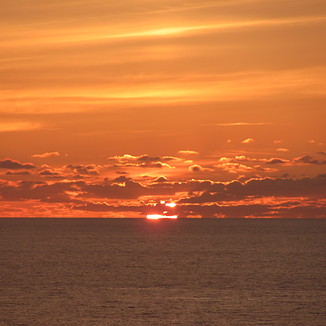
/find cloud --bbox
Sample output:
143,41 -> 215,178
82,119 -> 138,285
177,202 -> 326,218
112,175 -> 131,183
107,154 -> 177,169
154,176 -> 168,182
0,180 -> 84,203
0,158 -> 36,170
81,180 -> 153,199
179,175 -> 326,204
293,155 -> 326,165
178,150 -> 199,155
189,165 -> 204,172
5,171 -> 32,176
276,148 -> 289,152
65,164 -> 100,175
1,174 -> 325,218
28,15 -> 326,45
72,198 -> 326,218
266,158 -> 290,164
215,162 -> 253,174
72,201 -> 144,213
32,152 -> 60,158
215,122 -> 272,126
226,175 -> 326,197
38,169 -> 62,178
241,138 -> 255,144
0,121 -> 41,133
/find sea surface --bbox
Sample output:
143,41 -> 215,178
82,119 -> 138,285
0,218 -> 325,326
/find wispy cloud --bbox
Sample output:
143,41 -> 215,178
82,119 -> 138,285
0,122 -> 41,132
32,152 -> 60,158
108,16 -> 326,41
3,15 -> 326,47
214,122 -> 273,126
178,150 -> 199,155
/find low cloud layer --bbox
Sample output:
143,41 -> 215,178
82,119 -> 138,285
1,167 -> 325,217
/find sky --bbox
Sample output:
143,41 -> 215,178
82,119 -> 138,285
1,0 -> 326,217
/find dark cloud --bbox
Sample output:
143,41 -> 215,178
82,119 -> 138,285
141,162 -> 172,168
189,164 -> 203,172
112,175 -> 131,182
39,169 -> 61,177
225,175 -> 326,198
72,199 -> 326,218
2,175 -> 325,206
266,158 -> 290,164
177,203 -> 326,218
0,158 -> 36,170
65,164 -> 99,175
72,202 -> 144,213
179,191 -> 237,203
137,155 -> 177,163
179,175 -> 326,204
0,180 -> 84,203
153,176 -> 168,183
81,180 -> 165,199
178,203 -> 272,218
1,172 -> 325,218
293,155 -> 326,165
5,171 -> 32,175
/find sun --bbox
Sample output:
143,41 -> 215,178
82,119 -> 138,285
146,214 -> 178,220
146,201 -> 178,219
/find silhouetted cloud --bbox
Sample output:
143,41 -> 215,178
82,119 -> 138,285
189,164 -> 204,172
0,158 -> 36,170
154,176 -> 168,183
72,202 -> 144,213
0,180 -> 84,203
113,175 -> 131,182
293,155 -> 326,165
177,202 -> 326,218
179,175 -> 326,204
5,171 -> 32,176
1,173 -> 325,217
39,169 -> 62,177
266,158 -> 290,164
65,164 -> 100,175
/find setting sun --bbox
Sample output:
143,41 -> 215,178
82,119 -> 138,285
146,214 -> 178,220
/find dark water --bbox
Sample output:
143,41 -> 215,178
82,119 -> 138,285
0,219 -> 325,326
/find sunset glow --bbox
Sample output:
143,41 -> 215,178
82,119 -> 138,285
146,215 -> 178,220
0,0 -> 325,218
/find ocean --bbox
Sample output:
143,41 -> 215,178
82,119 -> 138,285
1,218 -> 325,325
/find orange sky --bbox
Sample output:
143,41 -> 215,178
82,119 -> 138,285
1,0 -> 326,217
